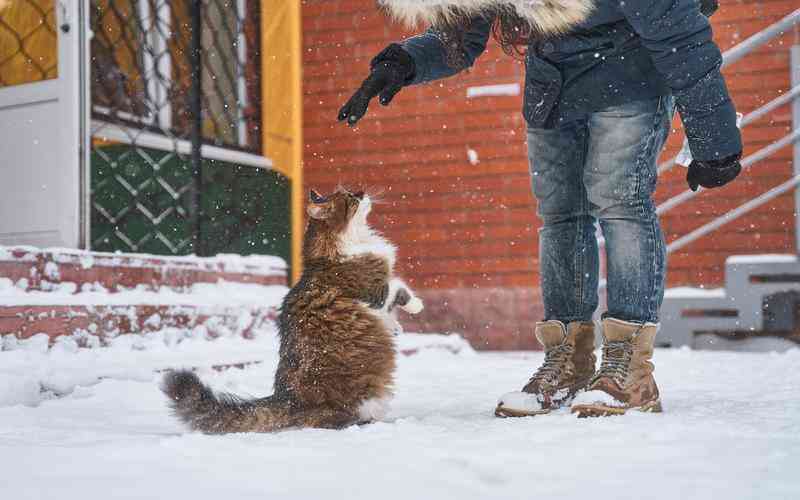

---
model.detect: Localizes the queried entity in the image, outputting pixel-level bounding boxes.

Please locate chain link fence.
[0,0,58,88]
[89,0,288,260]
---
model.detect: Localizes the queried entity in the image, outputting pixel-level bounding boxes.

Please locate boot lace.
[529,343,574,388]
[593,340,634,386]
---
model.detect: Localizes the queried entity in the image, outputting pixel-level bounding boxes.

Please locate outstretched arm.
[338,15,492,126]
[401,15,493,85]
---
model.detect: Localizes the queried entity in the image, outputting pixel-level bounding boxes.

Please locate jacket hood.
[376,0,595,35]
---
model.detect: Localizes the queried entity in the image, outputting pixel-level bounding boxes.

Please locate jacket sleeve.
[619,0,742,160]
[401,16,492,85]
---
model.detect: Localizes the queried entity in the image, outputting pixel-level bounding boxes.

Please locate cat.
[162,187,423,433]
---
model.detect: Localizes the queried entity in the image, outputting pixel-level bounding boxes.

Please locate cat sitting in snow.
[162,187,423,432]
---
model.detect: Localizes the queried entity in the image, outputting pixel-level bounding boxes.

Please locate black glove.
[337,43,415,126]
[700,0,719,17]
[686,152,742,192]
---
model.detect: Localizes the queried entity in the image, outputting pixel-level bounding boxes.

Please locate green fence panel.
[91,144,290,264]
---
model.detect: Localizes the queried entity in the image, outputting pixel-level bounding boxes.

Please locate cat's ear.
[309,189,326,204]
[307,203,332,220]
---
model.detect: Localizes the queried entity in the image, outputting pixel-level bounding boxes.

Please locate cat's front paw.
[402,296,424,315]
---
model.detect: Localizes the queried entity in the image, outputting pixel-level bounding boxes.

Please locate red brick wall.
[301,0,800,349]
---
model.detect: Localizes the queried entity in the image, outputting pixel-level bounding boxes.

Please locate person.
[338,0,742,417]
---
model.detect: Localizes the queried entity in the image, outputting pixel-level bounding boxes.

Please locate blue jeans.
[527,96,675,324]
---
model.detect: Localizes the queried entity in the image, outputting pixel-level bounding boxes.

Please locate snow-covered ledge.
[0,246,289,346]
[0,246,288,293]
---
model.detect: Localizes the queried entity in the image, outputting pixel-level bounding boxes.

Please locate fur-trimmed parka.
[375,0,740,161]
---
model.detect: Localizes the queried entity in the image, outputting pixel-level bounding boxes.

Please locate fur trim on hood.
[376,0,595,35]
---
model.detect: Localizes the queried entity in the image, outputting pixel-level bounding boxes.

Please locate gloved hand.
[337,43,415,126]
[700,0,719,17]
[686,152,742,192]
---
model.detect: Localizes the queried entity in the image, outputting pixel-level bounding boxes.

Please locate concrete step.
[0,246,288,346]
[661,254,800,348]
[0,304,278,346]
[661,287,740,347]
[0,246,286,293]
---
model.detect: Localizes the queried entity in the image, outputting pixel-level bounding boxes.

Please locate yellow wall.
[262,0,303,282]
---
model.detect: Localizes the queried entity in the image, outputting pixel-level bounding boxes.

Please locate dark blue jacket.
[401,1,742,161]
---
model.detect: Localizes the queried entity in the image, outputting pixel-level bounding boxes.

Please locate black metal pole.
[189,0,204,256]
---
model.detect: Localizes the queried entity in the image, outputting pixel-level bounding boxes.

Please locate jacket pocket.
[522,55,562,128]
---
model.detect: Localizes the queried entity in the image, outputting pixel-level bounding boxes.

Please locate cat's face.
[306,187,368,225]
[304,187,371,258]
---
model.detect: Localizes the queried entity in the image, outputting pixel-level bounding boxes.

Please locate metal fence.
[0,0,58,88]
[89,0,288,259]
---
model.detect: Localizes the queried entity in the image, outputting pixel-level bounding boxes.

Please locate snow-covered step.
[726,254,800,300]
[660,287,742,347]
[0,246,287,293]
[0,304,278,345]
[0,279,287,345]
[0,246,289,346]
[660,254,800,348]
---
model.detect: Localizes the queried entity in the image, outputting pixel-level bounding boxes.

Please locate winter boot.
[495,321,596,417]
[571,318,662,417]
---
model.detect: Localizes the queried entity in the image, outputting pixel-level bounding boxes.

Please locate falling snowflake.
[466,148,480,165]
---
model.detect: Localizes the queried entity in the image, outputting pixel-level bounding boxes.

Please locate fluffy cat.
[162,188,423,432]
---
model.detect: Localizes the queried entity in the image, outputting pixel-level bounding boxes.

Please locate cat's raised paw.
[402,297,424,315]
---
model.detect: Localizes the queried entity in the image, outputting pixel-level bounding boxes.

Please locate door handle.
[59,0,70,33]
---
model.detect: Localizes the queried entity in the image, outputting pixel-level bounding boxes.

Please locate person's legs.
[494,121,599,418]
[571,95,675,417]
[528,121,599,323]
[583,96,674,323]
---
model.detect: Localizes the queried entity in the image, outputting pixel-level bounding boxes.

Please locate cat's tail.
[161,370,292,433]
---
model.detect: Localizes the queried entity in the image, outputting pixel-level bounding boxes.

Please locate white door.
[0,0,88,248]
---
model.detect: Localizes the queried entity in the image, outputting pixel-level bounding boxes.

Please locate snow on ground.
[2,331,798,500]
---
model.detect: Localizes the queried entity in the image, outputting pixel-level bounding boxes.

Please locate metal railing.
[657,128,800,217]
[667,172,800,254]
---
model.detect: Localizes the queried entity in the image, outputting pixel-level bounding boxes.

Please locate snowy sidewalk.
[1,333,798,500]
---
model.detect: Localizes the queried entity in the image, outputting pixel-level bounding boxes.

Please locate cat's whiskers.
[365,188,389,206]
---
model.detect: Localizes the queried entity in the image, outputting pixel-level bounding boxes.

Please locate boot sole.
[494,386,590,418]
[494,404,551,418]
[571,399,662,418]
